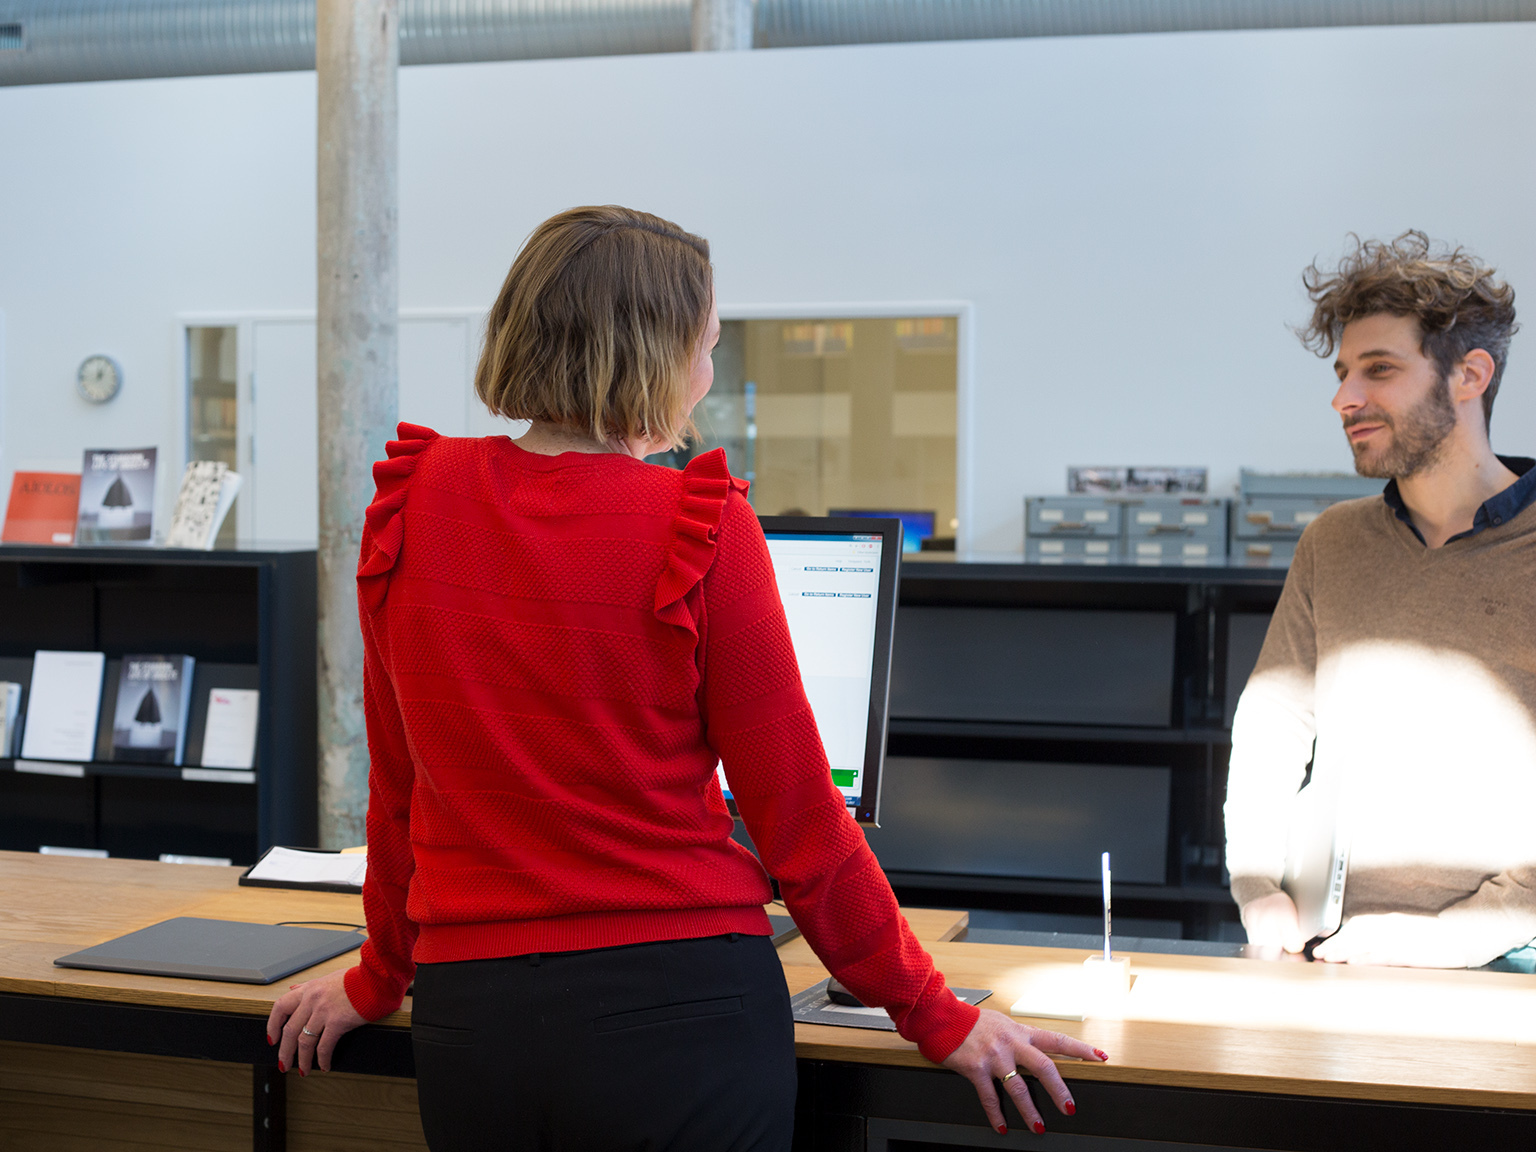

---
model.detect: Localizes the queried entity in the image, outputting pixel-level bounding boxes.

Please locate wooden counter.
[3,852,1535,1152]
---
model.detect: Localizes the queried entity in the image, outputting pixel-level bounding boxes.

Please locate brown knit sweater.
[1224,487,1536,966]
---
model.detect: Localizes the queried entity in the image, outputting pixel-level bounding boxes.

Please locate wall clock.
[77,355,123,404]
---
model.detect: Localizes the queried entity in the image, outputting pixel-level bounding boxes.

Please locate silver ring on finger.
[302,1026,317,1037]
[1000,1069,1019,1083]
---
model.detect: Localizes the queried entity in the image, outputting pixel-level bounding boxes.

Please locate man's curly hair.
[1299,231,1517,429]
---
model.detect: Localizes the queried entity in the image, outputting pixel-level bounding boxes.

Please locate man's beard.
[1344,379,1457,479]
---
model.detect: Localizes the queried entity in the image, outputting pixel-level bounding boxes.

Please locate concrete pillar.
[316,0,399,848]
[692,0,754,50]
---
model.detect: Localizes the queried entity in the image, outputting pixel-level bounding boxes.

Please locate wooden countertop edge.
[789,1041,1536,1111]
[0,974,414,1029]
[6,972,1533,1111]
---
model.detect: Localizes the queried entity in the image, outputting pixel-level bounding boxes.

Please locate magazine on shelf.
[200,687,259,770]
[76,447,157,545]
[165,461,241,550]
[2,471,81,545]
[19,651,106,763]
[110,655,196,766]
[0,681,22,757]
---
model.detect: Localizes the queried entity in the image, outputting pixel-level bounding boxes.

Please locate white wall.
[3,24,1535,551]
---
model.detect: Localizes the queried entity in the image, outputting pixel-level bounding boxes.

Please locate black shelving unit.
[0,543,316,865]
[873,555,1287,941]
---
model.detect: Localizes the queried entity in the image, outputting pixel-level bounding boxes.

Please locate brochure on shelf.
[20,650,106,763]
[76,447,157,545]
[0,681,21,756]
[200,687,259,769]
[2,471,81,545]
[165,461,241,550]
[110,655,196,766]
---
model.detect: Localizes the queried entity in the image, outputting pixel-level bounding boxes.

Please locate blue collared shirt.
[1382,455,1536,546]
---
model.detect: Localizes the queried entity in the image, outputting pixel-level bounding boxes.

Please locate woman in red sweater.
[268,205,1104,1148]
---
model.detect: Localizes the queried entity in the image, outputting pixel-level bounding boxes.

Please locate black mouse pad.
[54,916,364,984]
[791,978,991,1031]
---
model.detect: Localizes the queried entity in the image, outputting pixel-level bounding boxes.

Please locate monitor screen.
[826,509,935,553]
[717,516,902,826]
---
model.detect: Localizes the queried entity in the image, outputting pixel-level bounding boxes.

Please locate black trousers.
[411,934,797,1152]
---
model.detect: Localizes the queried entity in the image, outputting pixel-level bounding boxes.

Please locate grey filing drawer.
[864,757,1171,884]
[1024,537,1119,564]
[1120,496,1228,565]
[1231,537,1297,567]
[1025,496,1122,538]
[889,606,1177,726]
[1231,495,1335,543]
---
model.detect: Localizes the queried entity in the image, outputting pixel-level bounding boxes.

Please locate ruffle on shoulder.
[357,423,440,612]
[654,448,750,634]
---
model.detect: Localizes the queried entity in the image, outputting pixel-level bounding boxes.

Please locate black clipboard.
[238,845,366,895]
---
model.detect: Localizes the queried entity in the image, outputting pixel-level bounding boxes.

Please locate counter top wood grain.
[5,851,1534,1111]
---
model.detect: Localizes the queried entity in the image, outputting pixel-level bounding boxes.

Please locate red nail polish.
[1094,1048,1109,1061]
[1065,1101,1076,1116]
[266,1035,273,1046]
[1032,1121,1045,1135]
[299,1069,307,1078]
[997,1125,1007,1135]
[277,1060,285,1072]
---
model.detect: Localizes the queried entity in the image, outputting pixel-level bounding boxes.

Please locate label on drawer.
[1085,541,1111,555]
[1136,511,1163,525]
[1039,540,1065,554]
[1182,543,1209,556]
[1039,509,1064,522]
[1084,509,1110,523]
[1294,510,1318,524]
[1181,511,1210,526]
[1136,542,1163,555]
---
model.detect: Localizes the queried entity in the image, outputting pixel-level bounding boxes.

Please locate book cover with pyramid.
[111,655,195,765]
[77,447,157,545]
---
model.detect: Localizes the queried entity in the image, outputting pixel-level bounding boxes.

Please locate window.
[658,314,959,550]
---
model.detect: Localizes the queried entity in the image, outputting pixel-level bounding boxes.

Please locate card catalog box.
[865,757,1171,884]
[890,607,1176,727]
[1231,496,1338,541]
[1025,497,1122,538]
[1025,538,1123,565]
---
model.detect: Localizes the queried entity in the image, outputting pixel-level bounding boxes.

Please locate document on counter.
[239,846,367,893]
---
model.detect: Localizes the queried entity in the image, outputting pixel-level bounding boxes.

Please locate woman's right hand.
[941,1007,1107,1135]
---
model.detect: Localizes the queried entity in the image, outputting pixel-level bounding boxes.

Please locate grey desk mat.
[768,913,801,947]
[54,916,365,984]
[792,978,991,1031]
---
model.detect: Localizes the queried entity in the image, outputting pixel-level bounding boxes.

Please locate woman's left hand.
[266,968,368,1074]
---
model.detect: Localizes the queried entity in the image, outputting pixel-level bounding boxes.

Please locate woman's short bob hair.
[474,205,713,451]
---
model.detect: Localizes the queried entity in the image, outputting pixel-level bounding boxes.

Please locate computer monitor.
[718,516,902,826]
[827,509,935,553]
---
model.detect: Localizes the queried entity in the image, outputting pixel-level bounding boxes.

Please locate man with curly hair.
[1224,232,1536,968]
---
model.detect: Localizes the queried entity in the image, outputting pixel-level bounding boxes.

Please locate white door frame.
[175,309,489,544]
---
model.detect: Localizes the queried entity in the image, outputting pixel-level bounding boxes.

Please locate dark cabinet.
[0,544,315,864]
[876,557,1286,940]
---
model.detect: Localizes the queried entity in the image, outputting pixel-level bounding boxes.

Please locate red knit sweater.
[342,424,979,1063]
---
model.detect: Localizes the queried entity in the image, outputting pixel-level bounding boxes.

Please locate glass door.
[185,326,240,548]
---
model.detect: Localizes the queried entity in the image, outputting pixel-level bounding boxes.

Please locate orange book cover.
[3,471,82,544]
